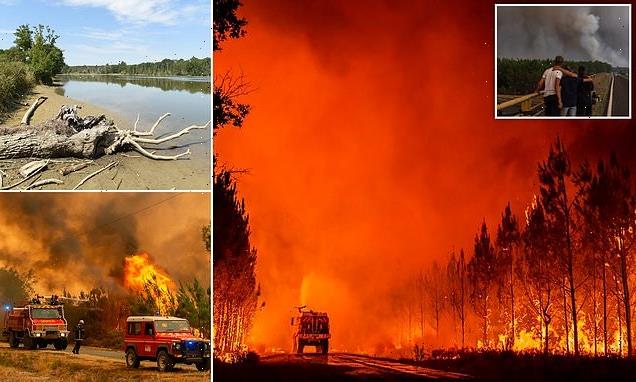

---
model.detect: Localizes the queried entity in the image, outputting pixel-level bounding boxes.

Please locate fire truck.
[2,295,69,350]
[291,306,330,354]
[124,316,211,372]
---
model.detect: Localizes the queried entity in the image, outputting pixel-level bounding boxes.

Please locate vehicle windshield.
[155,320,190,333]
[31,308,61,319]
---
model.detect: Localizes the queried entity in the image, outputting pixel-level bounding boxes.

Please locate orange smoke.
[124,252,175,315]
[215,0,635,353]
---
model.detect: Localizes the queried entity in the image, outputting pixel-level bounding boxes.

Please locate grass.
[0,347,209,382]
[0,61,34,121]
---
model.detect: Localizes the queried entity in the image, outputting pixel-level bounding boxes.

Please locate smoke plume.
[0,193,210,294]
[497,5,630,67]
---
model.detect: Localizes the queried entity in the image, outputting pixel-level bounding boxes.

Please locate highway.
[610,74,629,117]
[261,352,472,380]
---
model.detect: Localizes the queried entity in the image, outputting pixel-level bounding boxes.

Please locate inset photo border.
[495,3,631,119]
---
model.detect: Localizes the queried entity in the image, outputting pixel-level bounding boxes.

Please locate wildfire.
[123,252,175,315]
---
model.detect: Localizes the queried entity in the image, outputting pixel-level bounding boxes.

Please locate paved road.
[262,352,471,380]
[611,74,629,117]
[0,342,198,371]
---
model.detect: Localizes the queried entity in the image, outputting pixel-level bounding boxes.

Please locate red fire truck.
[291,306,330,354]
[2,296,69,350]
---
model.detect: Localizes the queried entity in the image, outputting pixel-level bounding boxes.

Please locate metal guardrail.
[497,73,601,114]
[496,92,540,111]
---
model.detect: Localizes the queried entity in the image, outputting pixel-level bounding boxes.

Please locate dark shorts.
[544,95,559,116]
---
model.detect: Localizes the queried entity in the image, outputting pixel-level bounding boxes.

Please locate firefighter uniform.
[72,321,85,354]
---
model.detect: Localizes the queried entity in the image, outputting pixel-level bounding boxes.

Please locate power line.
[92,193,185,231]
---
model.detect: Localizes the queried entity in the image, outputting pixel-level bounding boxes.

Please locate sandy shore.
[0,85,210,191]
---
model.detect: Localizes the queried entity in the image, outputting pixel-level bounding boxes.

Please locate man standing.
[72,320,85,354]
[535,56,564,116]
[559,66,578,116]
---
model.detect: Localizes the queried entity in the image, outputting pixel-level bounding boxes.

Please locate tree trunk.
[563,282,570,354]
[510,254,515,347]
[0,122,116,159]
[619,241,632,357]
[565,205,579,356]
[602,255,608,355]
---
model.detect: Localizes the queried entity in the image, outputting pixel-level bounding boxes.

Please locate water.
[54,74,211,169]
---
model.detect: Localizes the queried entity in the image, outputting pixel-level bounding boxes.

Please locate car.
[123,316,210,372]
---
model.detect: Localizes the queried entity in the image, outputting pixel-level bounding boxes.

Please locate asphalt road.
[0,342,198,371]
[611,74,629,117]
[261,352,472,380]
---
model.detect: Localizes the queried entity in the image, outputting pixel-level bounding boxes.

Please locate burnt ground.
[214,351,636,382]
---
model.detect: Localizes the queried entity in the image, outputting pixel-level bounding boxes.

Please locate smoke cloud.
[0,193,210,294]
[216,0,634,352]
[497,5,630,67]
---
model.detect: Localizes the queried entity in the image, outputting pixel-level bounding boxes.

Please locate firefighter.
[72,320,85,354]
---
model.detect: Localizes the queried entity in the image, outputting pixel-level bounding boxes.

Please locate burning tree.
[495,202,520,349]
[518,198,558,354]
[447,249,467,348]
[213,171,259,354]
[538,137,580,355]
[575,153,636,357]
[213,0,259,358]
[468,221,497,348]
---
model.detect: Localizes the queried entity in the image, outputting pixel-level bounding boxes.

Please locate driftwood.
[73,161,117,190]
[58,162,90,176]
[0,106,210,160]
[21,96,48,125]
[19,160,48,178]
[26,178,63,190]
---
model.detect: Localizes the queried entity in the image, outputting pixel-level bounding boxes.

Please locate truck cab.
[124,316,210,372]
[292,309,330,354]
[2,297,69,350]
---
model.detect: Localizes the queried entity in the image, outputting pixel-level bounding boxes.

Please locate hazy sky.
[497,5,630,67]
[0,0,209,65]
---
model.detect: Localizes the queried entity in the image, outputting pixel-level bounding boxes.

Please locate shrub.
[0,61,34,113]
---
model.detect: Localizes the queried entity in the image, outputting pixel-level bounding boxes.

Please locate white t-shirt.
[541,68,563,97]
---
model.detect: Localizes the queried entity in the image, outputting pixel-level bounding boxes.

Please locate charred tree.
[538,137,580,356]
[468,221,497,348]
[496,202,520,349]
[447,248,467,349]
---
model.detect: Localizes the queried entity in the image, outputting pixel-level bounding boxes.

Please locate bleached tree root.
[26,178,63,190]
[0,106,210,161]
[73,161,117,190]
[21,96,48,125]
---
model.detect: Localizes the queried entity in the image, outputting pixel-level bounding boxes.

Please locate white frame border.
[494,3,632,119]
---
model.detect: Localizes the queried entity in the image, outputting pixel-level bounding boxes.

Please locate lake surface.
[55,74,211,172]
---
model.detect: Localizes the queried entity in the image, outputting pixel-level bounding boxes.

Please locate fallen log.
[21,96,48,125]
[73,161,117,190]
[0,106,210,160]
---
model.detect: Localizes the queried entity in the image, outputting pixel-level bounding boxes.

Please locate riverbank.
[0,85,210,191]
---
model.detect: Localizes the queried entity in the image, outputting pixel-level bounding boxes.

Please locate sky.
[215,0,636,352]
[0,0,209,65]
[497,5,630,67]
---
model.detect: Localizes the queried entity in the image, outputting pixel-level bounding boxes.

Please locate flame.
[123,252,175,315]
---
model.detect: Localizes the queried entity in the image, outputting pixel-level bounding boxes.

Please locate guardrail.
[496,92,541,111]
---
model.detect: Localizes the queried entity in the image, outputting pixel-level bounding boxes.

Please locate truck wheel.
[126,348,140,368]
[23,336,37,350]
[156,350,174,372]
[297,340,304,354]
[195,358,211,371]
[321,340,329,354]
[37,341,47,349]
[8,332,19,348]
[54,339,68,350]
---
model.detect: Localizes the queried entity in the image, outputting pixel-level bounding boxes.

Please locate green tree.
[13,24,32,53]
[0,267,34,307]
[175,279,211,338]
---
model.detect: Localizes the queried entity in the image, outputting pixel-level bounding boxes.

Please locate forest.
[497,58,613,95]
[64,57,211,77]
[392,138,636,358]
[0,24,64,115]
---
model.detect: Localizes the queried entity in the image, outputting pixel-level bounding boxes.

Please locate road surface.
[260,352,472,381]
[611,74,629,117]
[0,342,198,371]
